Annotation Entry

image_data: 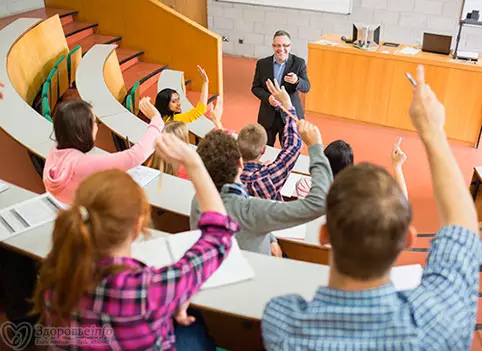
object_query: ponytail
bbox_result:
[33,206,95,326]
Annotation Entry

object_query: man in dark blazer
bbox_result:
[252,30,310,146]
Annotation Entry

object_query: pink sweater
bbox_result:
[43,116,164,204]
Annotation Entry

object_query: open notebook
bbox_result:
[281,173,311,198]
[127,166,160,188]
[0,193,61,241]
[132,230,255,289]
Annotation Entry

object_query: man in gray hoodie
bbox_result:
[190,79,333,256]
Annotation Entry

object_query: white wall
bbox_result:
[0,0,44,18]
[208,0,482,59]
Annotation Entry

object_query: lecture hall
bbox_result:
[0,0,481,350]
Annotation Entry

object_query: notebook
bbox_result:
[132,230,255,289]
[0,193,61,241]
[127,166,161,188]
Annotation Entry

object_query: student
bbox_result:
[191,79,333,257]
[392,138,408,199]
[296,140,353,199]
[145,65,209,123]
[146,121,190,180]
[43,99,164,204]
[262,65,481,350]
[238,91,302,200]
[33,134,239,350]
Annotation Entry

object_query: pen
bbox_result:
[405,72,417,87]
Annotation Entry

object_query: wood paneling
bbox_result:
[160,0,207,27]
[103,51,127,102]
[307,34,482,146]
[7,15,69,104]
[45,0,222,94]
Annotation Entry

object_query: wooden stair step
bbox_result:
[122,61,166,91]
[68,34,121,53]
[0,7,78,30]
[116,47,144,65]
[63,21,98,37]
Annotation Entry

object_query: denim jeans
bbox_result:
[174,308,216,351]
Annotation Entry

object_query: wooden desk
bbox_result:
[307,34,482,146]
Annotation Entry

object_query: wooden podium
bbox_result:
[306,34,482,146]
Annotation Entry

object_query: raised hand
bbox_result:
[266,78,292,109]
[392,137,407,169]
[197,65,209,83]
[211,96,223,129]
[298,120,322,147]
[155,133,202,169]
[284,72,298,85]
[139,97,160,119]
[409,65,445,141]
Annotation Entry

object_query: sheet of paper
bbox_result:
[399,47,420,55]
[131,236,173,268]
[390,264,423,291]
[315,39,339,46]
[0,193,60,241]
[281,173,303,198]
[127,166,160,188]
[168,230,255,290]
[272,223,307,240]
[0,180,9,194]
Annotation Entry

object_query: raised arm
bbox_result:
[411,66,477,233]
[391,138,408,199]
[239,121,333,234]
[75,111,164,177]
[197,65,209,107]
[146,134,238,317]
[407,66,481,346]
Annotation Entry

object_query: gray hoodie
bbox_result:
[190,144,333,255]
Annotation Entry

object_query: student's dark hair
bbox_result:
[197,129,241,188]
[155,88,179,120]
[326,163,412,280]
[53,100,95,153]
[324,140,354,177]
[273,30,291,40]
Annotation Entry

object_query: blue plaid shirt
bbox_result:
[262,225,482,350]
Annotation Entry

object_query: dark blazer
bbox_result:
[251,54,310,128]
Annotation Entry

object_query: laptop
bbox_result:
[422,33,452,55]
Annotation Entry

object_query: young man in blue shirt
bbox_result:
[262,65,482,350]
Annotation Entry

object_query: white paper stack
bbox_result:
[0,193,61,241]
[132,230,255,289]
[281,173,311,198]
[127,166,160,188]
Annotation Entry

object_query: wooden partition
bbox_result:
[44,0,223,94]
[103,50,127,102]
[7,15,69,105]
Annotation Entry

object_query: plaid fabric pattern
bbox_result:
[241,107,301,200]
[43,212,239,351]
[262,225,482,350]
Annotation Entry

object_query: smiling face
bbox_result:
[272,34,291,63]
[169,92,182,113]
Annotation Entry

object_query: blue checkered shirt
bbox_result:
[262,225,482,350]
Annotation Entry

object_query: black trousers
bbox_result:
[265,110,285,147]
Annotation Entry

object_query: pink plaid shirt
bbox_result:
[42,212,239,350]
[241,108,302,200]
